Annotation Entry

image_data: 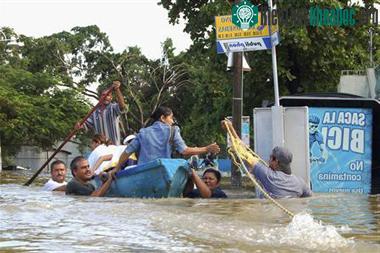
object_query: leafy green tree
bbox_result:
[159,0,379,147]
[0,28,91,165]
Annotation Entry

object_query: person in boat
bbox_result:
[221,120,312,199]
[42,160,67,191]
[66,156,113,196]
[113,106,221,172]
[87,134,114,174]
[121,134,138,166]
[79,80,126,145]
[88,134,137,174]
[184,168,227,198]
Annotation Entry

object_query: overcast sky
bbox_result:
[0,0,192,59]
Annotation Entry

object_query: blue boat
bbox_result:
[94,159,190,198]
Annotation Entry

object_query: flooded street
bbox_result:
[1,170,379,252]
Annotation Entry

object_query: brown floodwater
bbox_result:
[0,169,379,252]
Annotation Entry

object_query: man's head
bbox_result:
[100,89,113,105]
[269,146,293,175]
[70,156,93,182]
[50,160,67,183]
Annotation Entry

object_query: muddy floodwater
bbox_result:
[1,170,379,252]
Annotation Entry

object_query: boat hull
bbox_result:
[95,159,190,198]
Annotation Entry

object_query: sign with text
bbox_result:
[215,14,279,54]
[309,107,373,194]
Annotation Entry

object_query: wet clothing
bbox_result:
[65,178,95,196]
[42,179,67,191]
[85,102,122,145]
[252,163,312,199]
[125,121,187,164]
[186,187,227,198]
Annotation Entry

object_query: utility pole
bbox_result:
[231,0,243,187]
[369,27,374,67]
[0,136,2,172]
[231,51,243,187]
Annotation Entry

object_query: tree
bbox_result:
[0,28,90,165]
[90,39,192,133]
[159,0,379,146]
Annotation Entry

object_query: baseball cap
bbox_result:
[271,146,292,174]
[123,135,136,145]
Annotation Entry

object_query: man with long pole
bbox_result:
[24,83,117,186]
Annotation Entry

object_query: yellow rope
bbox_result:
[224,120,295,218]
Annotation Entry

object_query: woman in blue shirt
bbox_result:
[114,106,220,171]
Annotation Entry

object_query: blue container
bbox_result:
[95,159,190,198]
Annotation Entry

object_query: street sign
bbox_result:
[215,14,279,54]
[232,1,258,30]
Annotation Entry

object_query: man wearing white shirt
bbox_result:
[42,160,67,191]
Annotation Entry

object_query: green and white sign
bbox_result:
[232,1,258,30]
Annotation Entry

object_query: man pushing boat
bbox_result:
[66,156,113,197]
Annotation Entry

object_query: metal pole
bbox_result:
[268,0,280,106]
[268,0,285,147]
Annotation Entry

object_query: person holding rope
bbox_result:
[113,106,220,171]
[222,120,312,199]
[78,80,126,145]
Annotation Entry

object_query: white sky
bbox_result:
[0,0,192,60]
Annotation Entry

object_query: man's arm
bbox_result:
[52,185,66,191]
[90,173,113,197]
[113,80,126,111]
[114,151,132,172]
[221,119,239,139]
[181,143,220,156]
[221,119,259,168]
[188,169,212,198]
[92,154,113,173]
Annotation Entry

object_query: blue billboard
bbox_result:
[309,107,373,194]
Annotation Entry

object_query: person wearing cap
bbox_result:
[122,135,138,166]
[221,120,312,199]
[114,106,221,172]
